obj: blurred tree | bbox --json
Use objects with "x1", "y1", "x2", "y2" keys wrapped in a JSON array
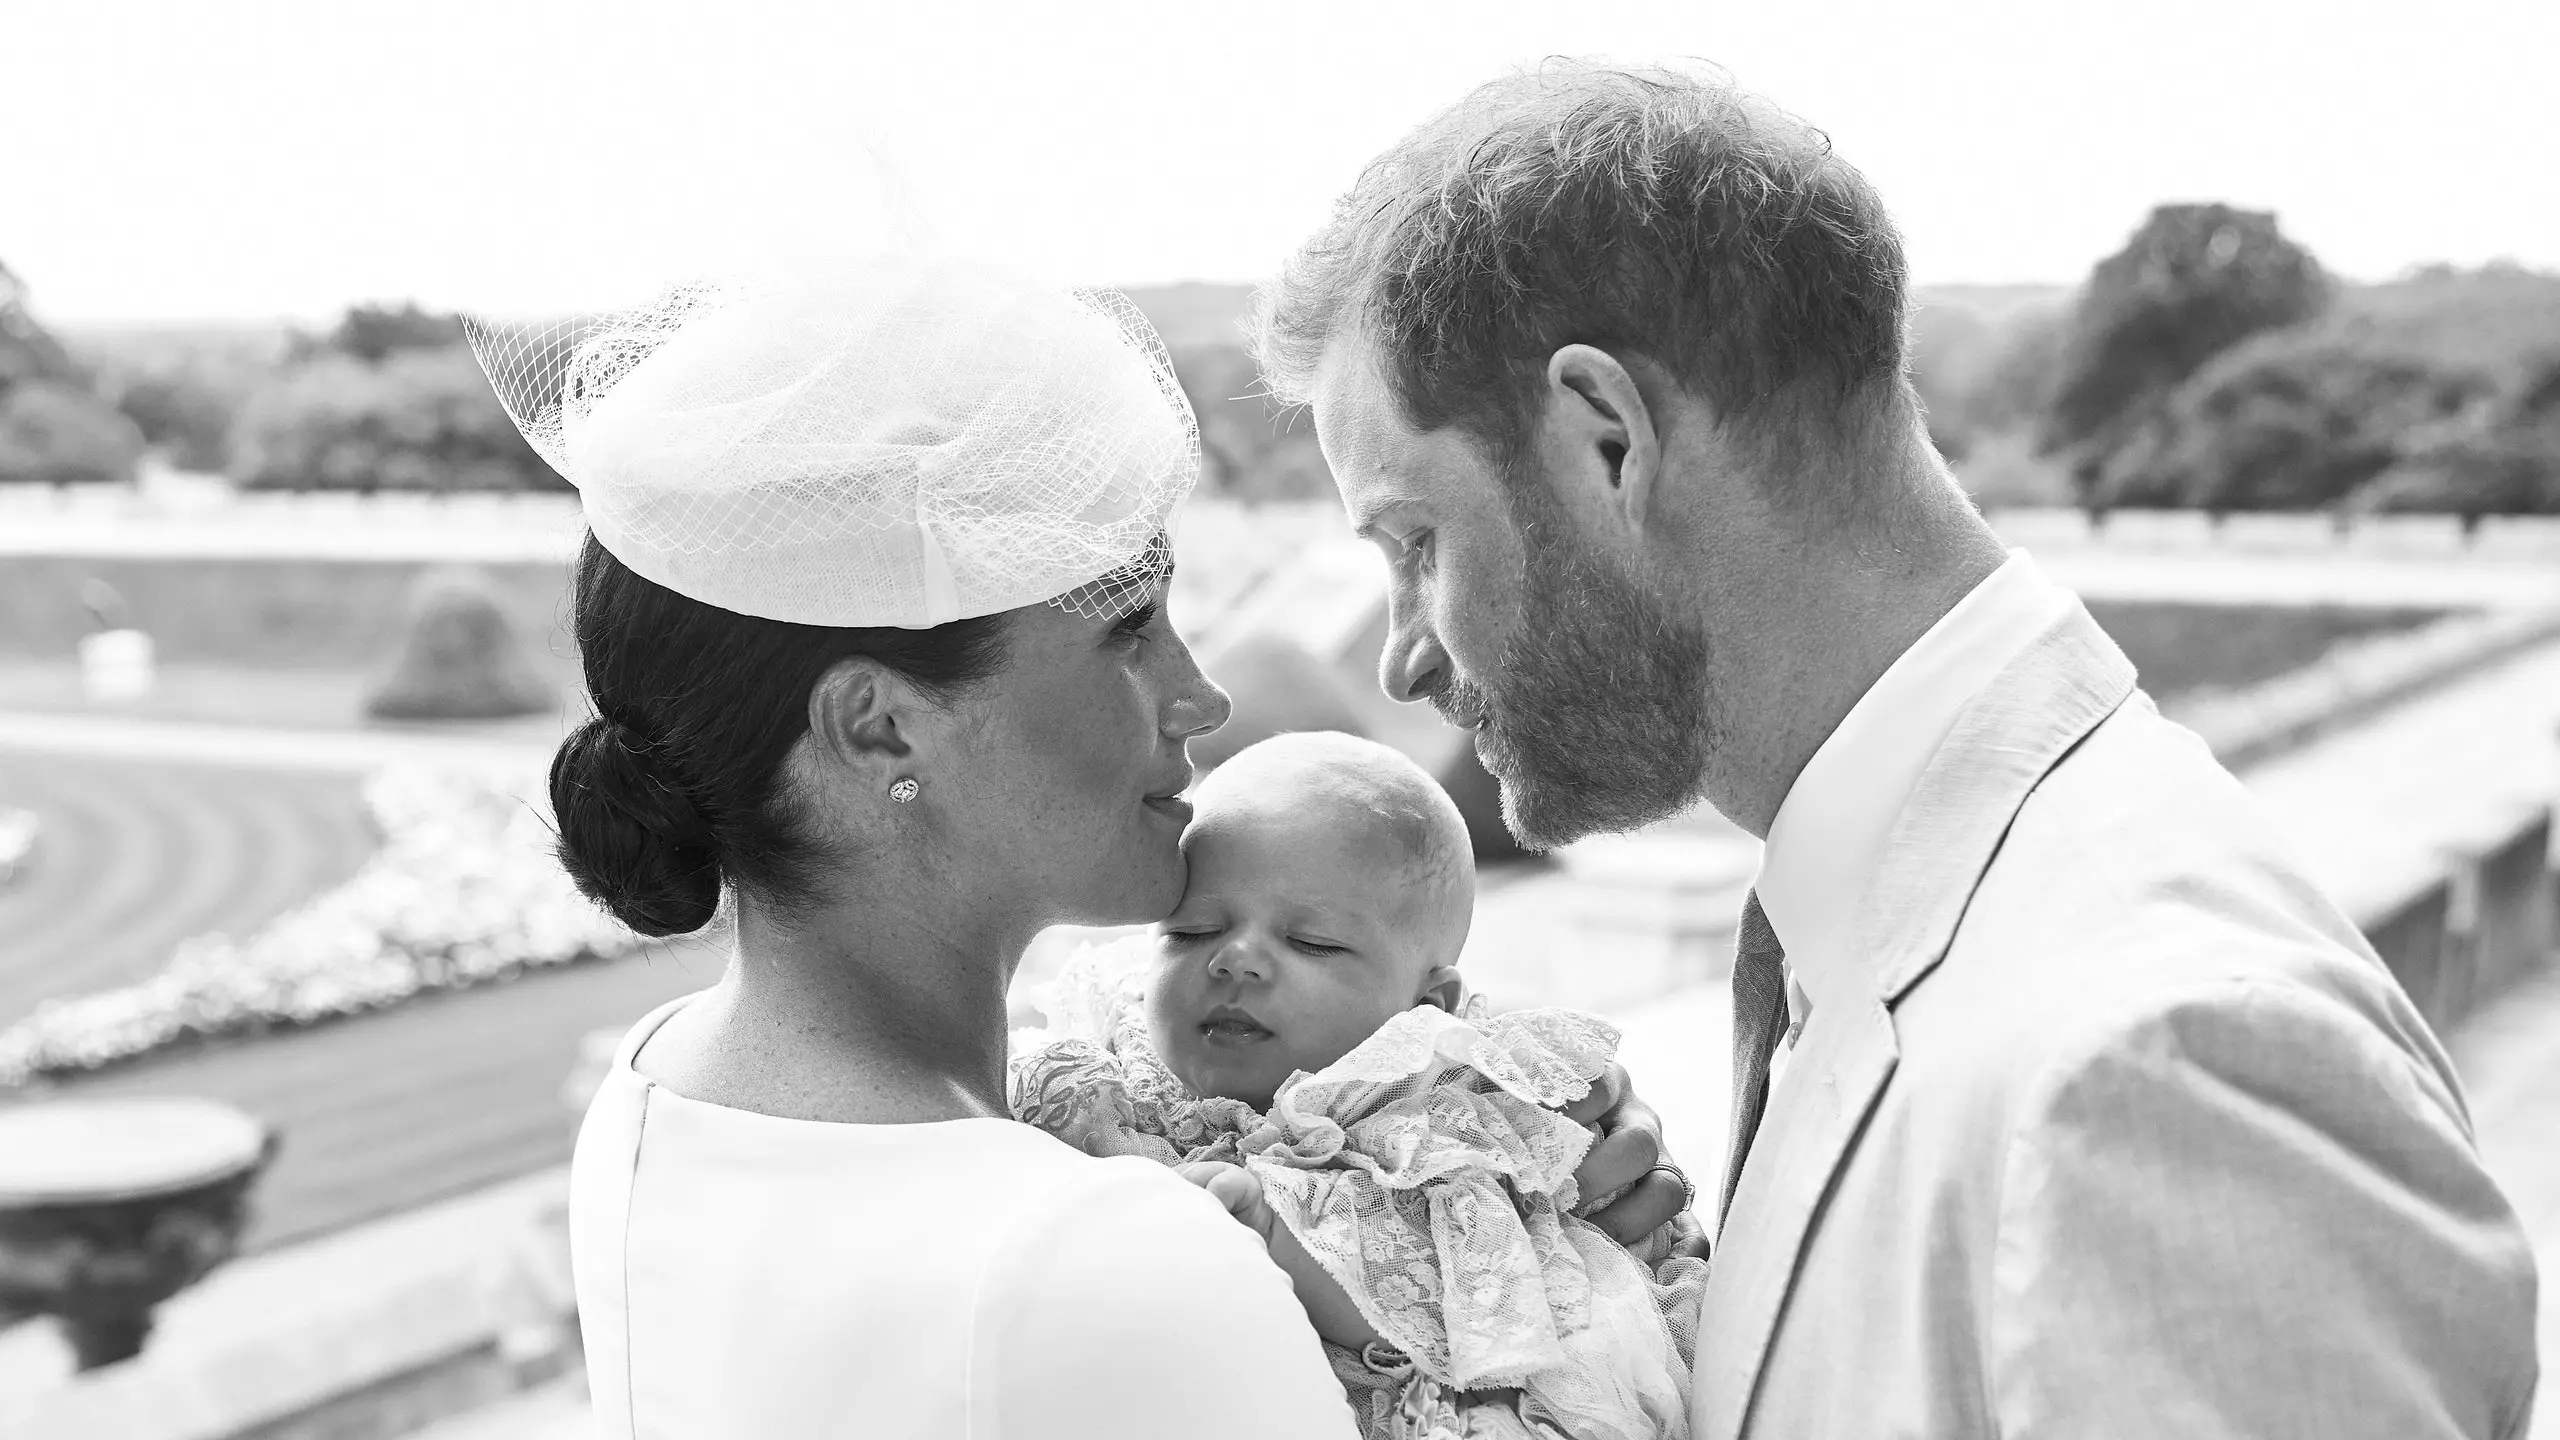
[
  {"x1": 0, "y1": 261, "x2": 143, "y2": 485},
  {"x1": 2354, "y1": 350, "x2": 2560, "y2": 516},
  {"x1": 2088, "y1": 266, "x2": 2560, "y2": 515},
  {"x1": 105, "y1": 368, "x2": 241, "y2": 471},
  {"x1": 0, "y1": 260, "x2": 82, "y2": 393},
  {"x1": 2090, "y1": 334, "x2": 2489, "y2": 511},
  {"x1": 0, "y1": 379, "x2": 148, "y2": 485},
  {"x1": 67, "y1": 324, "x2": 285, "y2": 476},
  {"x1": 2041, "y1": 204, "x2": 2331, "y2": 504},
  {"x1": 230, "y1": 346, "x2": 561, "y2": 493},
  {"x1": 322, "y1": 302, "x2": 469, "y2": 364},
  {"x1": 2357, "y1": 434, "x2": 2560, "y2": 517}
]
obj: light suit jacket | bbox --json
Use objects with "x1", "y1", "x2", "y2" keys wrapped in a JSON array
[{"x1": 1693, "y1": 603, "x2": 2540, "y2": 1439}]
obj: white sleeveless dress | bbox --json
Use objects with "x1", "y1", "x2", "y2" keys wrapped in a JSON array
[{"x1": 570, "y1": 995, "x2": 1359, "y2": 1439}]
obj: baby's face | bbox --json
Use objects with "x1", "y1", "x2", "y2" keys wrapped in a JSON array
[{"x1": 1145, "y1": 799, "x2": 1461, "y2": 1110}]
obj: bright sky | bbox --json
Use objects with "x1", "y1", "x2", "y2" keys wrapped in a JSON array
[{"x1": 8, "y1": 0, "x2": 2555, "y2": 324}]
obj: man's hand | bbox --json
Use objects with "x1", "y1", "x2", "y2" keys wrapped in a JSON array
[
  {"x1": 1566, "y1": 1062, "x2": 1711, "y2": 1259},
  {"x1": 1179, "y1": 1161, "x2": 1383, "y2": 1351}
]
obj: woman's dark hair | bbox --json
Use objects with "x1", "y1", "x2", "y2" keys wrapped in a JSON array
[{"x1": 551, "y1": 534, "x2": 1009, "y2": 936}]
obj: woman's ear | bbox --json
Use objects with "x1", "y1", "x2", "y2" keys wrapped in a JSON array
[
  {"x1": 806, "y1": 658, "x2": 915, "y2": 783},
  {"x1": 1544, "y1": 344, "x2": 1666, "y2": 536},
  {"x1": 1414, "y1": 965, "x2": 1466, "y2": 1015}
]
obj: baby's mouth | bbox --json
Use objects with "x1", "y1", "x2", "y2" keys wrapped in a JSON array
[{"x1": 1198, "y1": 1005, "x2": 1273, "y2": 1045}]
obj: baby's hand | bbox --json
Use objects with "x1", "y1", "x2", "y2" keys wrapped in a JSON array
[
  {"x1": 1177, "y1": 1161, "x2": 1276, "y2": 1241},
  {"x1": 1177, "y1": 1161, "x2": 1382, "y2": 1353}
]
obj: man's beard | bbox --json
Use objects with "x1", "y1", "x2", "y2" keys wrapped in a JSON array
[{"x1": 1436, "y1": 502, "x2": 1715, "y2": 851}]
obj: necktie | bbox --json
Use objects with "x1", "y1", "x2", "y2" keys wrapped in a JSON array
[{"x1": 1720, "y1": 891, "x2": 1788, "y2": 1224}]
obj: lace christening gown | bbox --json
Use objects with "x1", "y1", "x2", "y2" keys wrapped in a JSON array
[{"x1": 1009, "y1": 939, "x2": 1708, "y2": 1440}]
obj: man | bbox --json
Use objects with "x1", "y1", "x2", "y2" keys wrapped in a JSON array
[{"x1": 1256, "y1": 59, "x2": 2539, "y2": 1439}]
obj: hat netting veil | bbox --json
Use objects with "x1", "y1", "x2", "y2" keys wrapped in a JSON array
[{"x1": 465, "y1": 258, "x2": 1196, "y2": 628}]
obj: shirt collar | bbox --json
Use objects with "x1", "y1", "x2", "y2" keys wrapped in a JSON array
[{"x1": 1753, "y1": 551, "x2": 2076, "y2": 1015}]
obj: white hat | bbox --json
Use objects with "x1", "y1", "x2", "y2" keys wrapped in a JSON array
[{"x1": 467, "y1": 258, "x2": 1196, "y2": 628}]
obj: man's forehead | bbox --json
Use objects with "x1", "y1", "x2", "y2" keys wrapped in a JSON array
[
  {"x1": 1309, "y1": 326, "x2": 1416, "y2": 440},
  {"x1": 1306, "y1": 335, "x2": 1446, "y2": 533}
]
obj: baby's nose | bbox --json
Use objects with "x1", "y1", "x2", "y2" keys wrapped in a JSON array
[{"x1": 1207, "y1": 939, "x2": 1269, "y2": 983}]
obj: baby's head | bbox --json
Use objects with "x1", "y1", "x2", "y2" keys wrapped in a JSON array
[{"x1": 1145, "y1": 732, "x2": 1475, "y2": 1109}]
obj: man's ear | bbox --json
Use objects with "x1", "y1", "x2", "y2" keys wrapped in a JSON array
[
  {"x1": 806, "y1": 658, "x2": 916, "y2": 783},
  {"x1": 1415, "y1": 965, "x2": 1466, "y2": 1015},
  {"x1": 1544, "y1": 344, "x2": 1664, "y2": 536}
]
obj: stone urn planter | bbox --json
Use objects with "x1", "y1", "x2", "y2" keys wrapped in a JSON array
[{"x1": 0, "y1": 1097, "x2": 277, "y2": 1370}]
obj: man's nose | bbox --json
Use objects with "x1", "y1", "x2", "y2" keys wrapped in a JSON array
[
  {"x1": 1207, "y1": 938, "x2": 1269, "y2": 984},
  {"x1": 1378, "y1": 600, "x2": 1452, "y2": 706}
]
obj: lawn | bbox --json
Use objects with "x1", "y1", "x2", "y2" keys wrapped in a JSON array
[
  {"x1": 2084, "y1": 599, "x2": 2450, "y2": 701},
  {"x1": 0, "y1": 754, "x2": 376, "y2": 1027}
]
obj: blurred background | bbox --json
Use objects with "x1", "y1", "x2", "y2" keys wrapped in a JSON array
[{"x1": 1, "y1": 2, "x2": 2555, "y2": 1436}]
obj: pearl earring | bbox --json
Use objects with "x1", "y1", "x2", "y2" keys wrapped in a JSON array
[{"x1": 888, "y1": 779, "x2": 920, "y2": 804}]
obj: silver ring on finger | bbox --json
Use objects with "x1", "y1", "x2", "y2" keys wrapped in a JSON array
[{"x1": 1647, "y1": 1161, "x2": 1697, "y2": 1213}]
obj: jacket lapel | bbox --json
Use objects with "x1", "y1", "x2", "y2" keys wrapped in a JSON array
[{"x1": 1691, "y1": 604, "x2": 2138, "y2": 1440}]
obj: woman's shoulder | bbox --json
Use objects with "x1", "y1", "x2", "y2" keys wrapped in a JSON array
[
  {"x1": 971, "y1": 1153, "x2": 1304, "y2": 1328},
  {"x1": 969, "y1": 1154, "x2": 1362, "y2": 1439},
  {"x1": 984, "y1": 1149, "x2": 1239, "y2": 1251}
]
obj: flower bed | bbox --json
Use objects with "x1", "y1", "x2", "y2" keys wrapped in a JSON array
[{"x1": 0, "y1": 767, "x2": 644, "y2": 1087}]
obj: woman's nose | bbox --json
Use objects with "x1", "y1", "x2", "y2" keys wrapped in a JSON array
[{"x1": 1161, "y1": 635, "x2": 1233, "y2": 742}]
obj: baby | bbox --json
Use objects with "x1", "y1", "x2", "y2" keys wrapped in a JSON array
[
  {"x1": 1143, "y1": 729, "x2": 1474, "y2": 1112},
  {"x1": 1010, "y1": 733, "x2": 1704, "y2": 1440}
]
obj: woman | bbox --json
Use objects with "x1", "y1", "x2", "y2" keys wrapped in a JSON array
[{"x1": 472, "y1": 260, "x2": 1688, "y2": 1438}]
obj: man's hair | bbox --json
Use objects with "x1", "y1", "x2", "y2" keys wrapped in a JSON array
[{"x1": 1254, "y1": 59, "x2": 1914, "y2": 477}]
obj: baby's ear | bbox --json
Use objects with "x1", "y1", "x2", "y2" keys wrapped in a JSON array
[{"x1": 1414, "y1": 966, "x2": 1466, "y2": 1015}]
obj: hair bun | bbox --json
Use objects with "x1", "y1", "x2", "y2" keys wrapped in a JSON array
[{"x1": 550, "y1": 716, "x2": 723, "y2": 936}]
